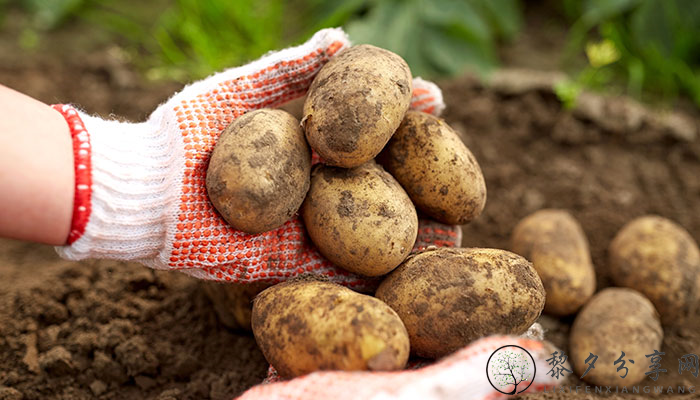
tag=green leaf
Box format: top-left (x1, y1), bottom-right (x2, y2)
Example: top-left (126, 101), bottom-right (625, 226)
top-left (346, 0), bottom-right (415, 54)
top-left (344, 0), bottom-right (512, 78)
top-left (475, 0), bottom-right (521, 39)
top-left (423, 26), bottom-right (495, 77)
top-left (629, 0), bottom-right (674, 57)
top-left (423, 0), bottom-right (490, 43)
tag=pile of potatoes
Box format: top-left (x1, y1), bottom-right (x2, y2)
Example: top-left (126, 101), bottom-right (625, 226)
top-left (204, 43), bottom-right (700, 382)
top-left (511, 210), bottom-right (700, 386)
top-left (207, 44), bottom-right (487, 276)
top-left (204, 44), bottom-right (547, 378)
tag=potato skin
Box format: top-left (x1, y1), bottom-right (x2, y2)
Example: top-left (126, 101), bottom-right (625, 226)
top-left (206, 109), bottom-right (311, 234)
top-left (301, 161), bottom-right (418, 276)
top-left (375, 248), bottom-right (545, 359)
top-left (609, 215), bottom-right (700, 325)
top-left (303, 45), bottom-right (412, 168)
top-left (251, 279), bottom-right (410, 378)
top-left (570, 288), bottom-right (663, 386)
top-left (380, 111), bottom-right (486, 224)
top-left (511, 209), bottom-right (595, 316)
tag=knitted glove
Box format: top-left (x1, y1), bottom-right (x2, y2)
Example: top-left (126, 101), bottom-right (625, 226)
top-left (52, 28), bottom-right (458, 289)
top-left (238, 336), bottom-right (558, 400)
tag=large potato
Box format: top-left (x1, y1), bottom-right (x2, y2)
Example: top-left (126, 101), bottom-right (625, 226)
top-left (375, 248), bottom-right (545, 359)
top-left (302, 45), bottom-right (412, 168)
top-left (511, 209), bottom-right (595, 316)
top-left (609, 215), bottom-right (700, 325)
top-left (206, 109), bottom-right (310, 234)
top-left (301, 161), bottom-right (418, 276)
top-left (251, 279), bottom-right (409, 378)
top-left (380, 111), bottom-right (486, 224)
top-left (570, 288), bottom-right (663, 386)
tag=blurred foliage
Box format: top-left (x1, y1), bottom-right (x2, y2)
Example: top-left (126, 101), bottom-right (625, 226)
top-left (13, 0), bottom-right (84, 29)
top-left (560, 0), bottom-right (700, 107)
top-left (5, 0), bottom-right (699, 107)
top-left (3, 0), bottom-right (520, 81)
top-left (7, 0), bottom-right (287, 80)
top-left (148, 0), bottom-right (285, 79)
top-left (306, 0), bottom-right (522, 78)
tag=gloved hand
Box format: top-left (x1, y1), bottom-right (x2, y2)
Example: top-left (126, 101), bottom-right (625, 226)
top-left (238, 336), bottom-right (558, 400)
top-left (52, 28), bottom-right (459, 289)
top-left (52, 28), bottom-right (555, 400)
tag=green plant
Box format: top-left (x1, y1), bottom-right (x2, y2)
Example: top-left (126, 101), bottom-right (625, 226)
top-left (148, 0), bottom-right (286, 80)
top-left (4, 0), bottom-right (290, 81)
top-left (5, 0), bottom-right (521, 82)
top-left (555, 38), bottom-right (621, 109)
top-left (76, 0), bottom-right (288, 80)
top-left (561, 0), bottom-right (700, 107)
top-left (307, 0), bottom-right (521, 78)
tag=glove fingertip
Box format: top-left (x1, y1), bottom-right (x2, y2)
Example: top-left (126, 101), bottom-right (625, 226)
top-left (410, 77), bottom-right (445, 117)
top-left (310, 27), bottom-right (352, 53)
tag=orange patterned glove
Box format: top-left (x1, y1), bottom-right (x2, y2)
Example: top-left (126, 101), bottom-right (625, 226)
top-left (51, 28), bottom-right (459, 289)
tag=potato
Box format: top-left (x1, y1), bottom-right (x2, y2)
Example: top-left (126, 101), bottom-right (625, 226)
top-left (206, 109), bottom-right (310, 234)
top-left (201, 281), bottom-right (271, 331)
top-left (609, 215), bottom-right (700, 326)
top-left (302, 45), bottom-right (412, 168)
top-left (380, 111), bottom-right (486, 224)
top-left (570, 288), bottom-right (663, 386)
top-left (301, 161), bottom-right (418, 276)
top-left (511, 209), bottom-right (595, 316)
top-left (375, 248), bottom-right (545, 359)
top-left (251, 279), bottom-right (409, 378)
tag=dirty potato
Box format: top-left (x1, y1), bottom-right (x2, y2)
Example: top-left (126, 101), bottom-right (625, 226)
top-left (380, 111), bottom-right (486, 224)
top-left (570, 288), bottom-right (663, 386)
top-left (511, 209), bottom-right (596, 316)
top-left (375, 248), bottom-right (545, 359)
top-left (206, 109), bottom-right (311, 234)
top-left (609, 215), bottom-right (700, 326)
top-left (251, 279), bottom-right (410, 378)
top-left (301, 161), bottom-right (418, 276)
top-left (302, 45), bottom-right (412, 168)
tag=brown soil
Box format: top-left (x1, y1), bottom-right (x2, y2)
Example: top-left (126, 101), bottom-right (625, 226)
top-left (1, 22), bottom-right (700, 400)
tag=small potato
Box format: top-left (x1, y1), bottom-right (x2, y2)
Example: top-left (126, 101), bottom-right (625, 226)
top-left (303, 45), bottom-right (412, 168)
top-left (375, 248), bottom-right (545, 359)
top-left (301, 161), bottom-right (418, 276)
top-left (570, 288), bottom-right (663, 386)
top-left (609, 215), bottom-right (700, 325)
top-left (511, 209), bottom-right (596, 316)
top-left (251, 279), bottom-right (409, 378)
top-left (380, 111), bottom-right (486, 225)
top-left (201, 281), bottom-right (271, 331)
top-left (206, 109), bottom-right (310, 234)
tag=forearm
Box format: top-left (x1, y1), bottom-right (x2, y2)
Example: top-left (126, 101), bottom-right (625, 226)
top-left (0, 84), bottom-right (73, 245)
